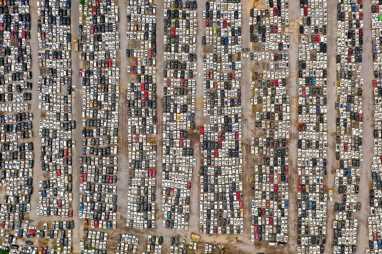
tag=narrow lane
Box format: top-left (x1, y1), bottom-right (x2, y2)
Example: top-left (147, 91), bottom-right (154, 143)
top-left (29, 0), bottom-right (42, 223)
top-left (155, 0), bottom-right (165, 231)
top-left (116, 0), bottom-right (130, 226)
top-left (324, 0), bottom-right (338, 252)
top-left (357, 0), bottom-right (374, 252)
top-left (287, 0), bottom-right (300, 252)
top-left (241, 0), bottom-right (254, 241)
top-left (190, 0), bottom-right (208, 233)
top-left (186, 0), bottom-right (210, 236)
top-left (71, 0), bottom-right (82, 252)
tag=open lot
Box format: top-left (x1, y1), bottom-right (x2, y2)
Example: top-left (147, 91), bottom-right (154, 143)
top-left (0, 0), bottom-right (377, 253)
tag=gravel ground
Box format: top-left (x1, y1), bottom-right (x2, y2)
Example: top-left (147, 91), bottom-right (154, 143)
top-left (29, 0), bottom-right (42, 223)
top-left (155, 0), bottom-right (166, 232)
top-left (357, 0), bottom-right (374, 252)
top-left (287, 0), bottom-right (300, 252)
top-left (71, 0), bottom-right (82, 252)
top-left (189, 0), bottom-right (206, 234)
top-left (116, 0), bottom-right (130, 226)
top-left (324, 0), bottom-right (339, 252)
top-left (241, 0), bottom-right (255, 241)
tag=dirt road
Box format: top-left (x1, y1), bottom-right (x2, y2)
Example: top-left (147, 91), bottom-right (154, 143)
top-left (29, 0), bottom-right (42, 223)
top-left (71, 0), bottom-right (82, 252)
top-left (155, 0), bottom-right (165, 231)
top-left (287, 0), bottom-right (300, 252)
top-left (357, 0), bottom-right (374, 252)
top-left (116, 0), bottom-right (131, 226)
top-left (241, 0), bottom-right (255, 241)
top-left (195, 0), bottom-right (206, 126)
top-left (189, 0), bottom-right (207, 233)
top-left (323, 0), bottom-right (338, 252)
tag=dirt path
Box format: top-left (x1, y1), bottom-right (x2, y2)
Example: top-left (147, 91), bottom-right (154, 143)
top-left (155, 0), bottom-right (165, 231)
top-left (240, 0), bottom-right (254, 241)
top-left (357, 0), bottom-right (374, 252)
top-left (116, 0), bottom-right (130, 227)
top-left (108, 225), bottom-right (286, 253)
top-left (29, 0), bottom-right (42, 223)
top-left (323, 0), bottom-right (338, 253)
top-left (71, 0), bottom-right (82, 252)
top-left (287, 0), bottom-right (300, 252)
top-left (189, 0), bottom-right (207, 235)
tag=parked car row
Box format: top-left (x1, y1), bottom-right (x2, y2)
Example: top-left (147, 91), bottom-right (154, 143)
top-left (170, 236), bottom-right (187, 254)
top-left (162, 0), bottom-right (197, 230)
top-left (204, 243), bottom-right (223, 253)
top-left (249, 0), bottom-right (290, 245)
top-left (0, 0), bottom-right (33, 113)
top-left (170, 235), bottom-right (224, 254)
top-left (0, 0), bottom-right (34, 248)
top-left (369, 1), bottom-right (382, 252)
top-left (29, 220), bottom-right (74, 254)
top-left (0, 220), bottom-right (73, 254)
top-left (297, 0), bottom-right (328, 253)
top-left (11, 245), bottom-right (37, 254)
top-left (116, 234), bottom-right (202, 254)
top-left (81, 230), bottom-right (108, 254)
top-left (37, 0), bottom-right (73, 218)
top-left (143, 235), bottom-right (163, 254)
top-left (39, 220), bottom-right (73, 253)
top-left (0, 113), bottom-right (33, 235)
top-left (0, 235), bottom-right (38, 254)
top-left (0, 219), bottom-right (36, 252)
top-left (169, 235), bottom-right (211, 254)
top-left (200, 0), bottom-right (244, 235)
top-left (117, 233), bottom-right (139, 254)
top-left (333, 0), bottom-right (363, 253)
top-left (79, 0), bottom-right (120, 230)
top-left (125, 0), bottom-right (157, 230)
